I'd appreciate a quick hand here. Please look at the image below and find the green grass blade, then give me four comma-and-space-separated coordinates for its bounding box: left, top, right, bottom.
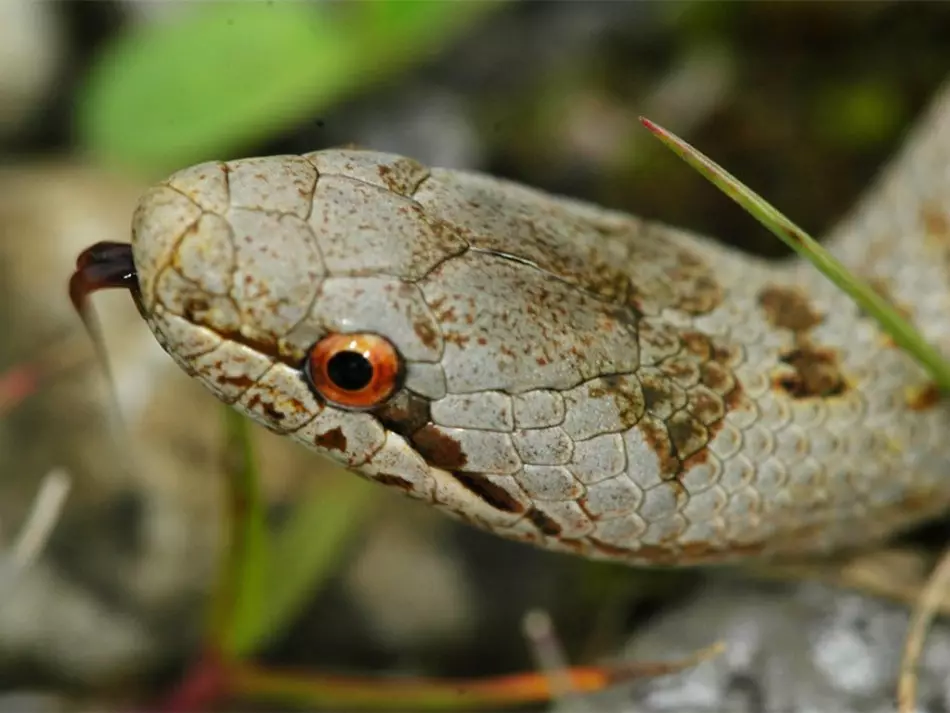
640, 116, 950, 392
231, 474, 378, 656
211, 406, 269, 658
212, 405, 378, 658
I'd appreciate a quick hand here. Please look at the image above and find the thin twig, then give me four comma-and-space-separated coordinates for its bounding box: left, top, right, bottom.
522, 609, 588, 710
10, 468, 72, 570
898, 546, 950, 713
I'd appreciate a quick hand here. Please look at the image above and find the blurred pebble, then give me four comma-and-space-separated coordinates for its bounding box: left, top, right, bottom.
0, 162, 216, 683
0, 692, 71, 713
345, 87, 483, 170
0, 2, 63, 138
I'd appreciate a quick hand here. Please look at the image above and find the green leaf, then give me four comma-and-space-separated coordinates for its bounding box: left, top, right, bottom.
212, 406, 269, 658
211, 405, 377, 658
232, 474, 378, 656
640, 116, 950, 392
77, 1, 504, 172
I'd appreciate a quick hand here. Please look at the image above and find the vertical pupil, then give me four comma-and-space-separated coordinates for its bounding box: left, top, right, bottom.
326, 350, 374, 391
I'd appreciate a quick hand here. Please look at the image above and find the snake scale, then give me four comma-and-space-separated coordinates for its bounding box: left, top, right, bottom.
74, 80, 950, 567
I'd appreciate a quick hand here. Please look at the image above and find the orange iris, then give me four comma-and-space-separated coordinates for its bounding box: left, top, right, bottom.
304, 333, 402, 409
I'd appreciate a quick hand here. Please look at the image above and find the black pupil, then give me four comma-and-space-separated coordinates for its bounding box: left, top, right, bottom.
326, 350, 374, 391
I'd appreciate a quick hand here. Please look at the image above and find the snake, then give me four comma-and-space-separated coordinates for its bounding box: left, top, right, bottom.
70, 80, 950, 568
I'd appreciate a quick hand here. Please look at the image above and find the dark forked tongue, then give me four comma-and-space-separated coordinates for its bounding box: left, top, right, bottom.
68, 241, 140, 432
68, 241, 140, 318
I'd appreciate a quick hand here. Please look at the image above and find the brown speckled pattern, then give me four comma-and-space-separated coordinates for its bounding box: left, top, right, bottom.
130, 82, 950, 565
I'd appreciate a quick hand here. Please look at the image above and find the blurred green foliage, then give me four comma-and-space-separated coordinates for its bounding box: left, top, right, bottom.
813, 79, 906, 148
214, 407, 377, 661
76, 1, 503, 173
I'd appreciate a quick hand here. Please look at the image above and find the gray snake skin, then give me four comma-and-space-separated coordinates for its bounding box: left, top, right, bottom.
128, 80, 950, 566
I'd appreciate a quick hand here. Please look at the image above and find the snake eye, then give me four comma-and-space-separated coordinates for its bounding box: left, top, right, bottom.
304, 333, 402, 409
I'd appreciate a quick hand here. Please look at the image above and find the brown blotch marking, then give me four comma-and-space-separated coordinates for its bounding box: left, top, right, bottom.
589, 375, 645, 428
681, 331, 712, 360
671, 330, 743, 427
575, 498, 600, 522
667, 411, 708, 460
451, 472, 524, 514
922, 202, 950, 240
314, 426, 347, 452
639, 371, 681, 416
376, 164, 399, 194
687, 387, 725, 427
261, 403, 285, 422
212, 370, 256, 390
375, 158, 429, 197
412, 319, 440, 350
535, 246, 634, 308
681, 451, 711, 472
371, 390, 431, 438
431, 301, 457, 323
722, 382, 744, 412
663, 250, 723, 316
198, 324, 298, 368
526, 507, 562, 536
698, 358, 741, 412
443, 331, 471, 347
638, 417, 680, 478
373, 473, 414, 492
182, 296, 211, 321
677, 273, 723, 314
642, 383, 669, 412
660, 357, 701, 386
907, 382, 941, 411
710, 340, 741, 369
245, 392, 287, 422
588, 265, 633, 306
412, 424, 468, 470
776, 347, 847, 398
757, 286, 823, 333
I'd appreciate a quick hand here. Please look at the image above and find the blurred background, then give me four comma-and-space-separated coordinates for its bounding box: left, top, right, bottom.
2, 2, 950, 712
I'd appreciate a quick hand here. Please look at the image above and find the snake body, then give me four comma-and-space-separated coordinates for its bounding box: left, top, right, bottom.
129, 83, 950, 566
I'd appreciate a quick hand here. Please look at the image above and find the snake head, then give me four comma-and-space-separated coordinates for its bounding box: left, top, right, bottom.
130, 148, 700, 561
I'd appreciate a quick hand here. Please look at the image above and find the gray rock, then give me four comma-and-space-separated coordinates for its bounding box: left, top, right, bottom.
570, 578, 950, 713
